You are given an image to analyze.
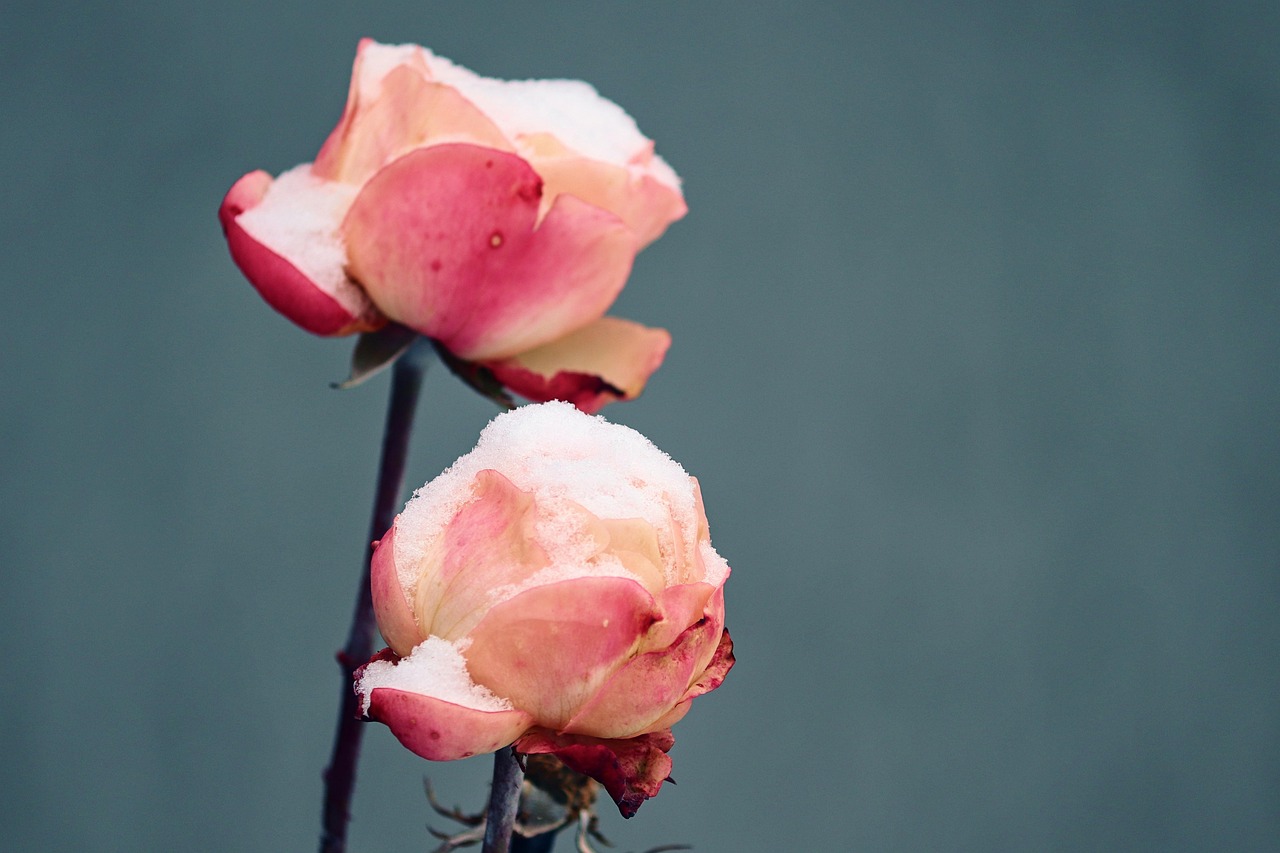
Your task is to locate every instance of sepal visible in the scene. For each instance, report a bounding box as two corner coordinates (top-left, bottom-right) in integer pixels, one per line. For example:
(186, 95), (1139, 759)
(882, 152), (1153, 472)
(332, 323), (421, 389)
(516, 729), (676, 818)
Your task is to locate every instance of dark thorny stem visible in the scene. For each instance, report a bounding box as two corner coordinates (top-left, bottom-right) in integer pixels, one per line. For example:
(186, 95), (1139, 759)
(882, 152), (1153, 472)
(482, 746), (526, 853)
(319, 343), (428, 853)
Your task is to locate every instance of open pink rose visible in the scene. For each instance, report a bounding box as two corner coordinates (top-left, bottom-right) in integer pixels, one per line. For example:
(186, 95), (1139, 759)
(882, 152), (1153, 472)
(355, 402), (733, 817)
(219, 39), (684, 411)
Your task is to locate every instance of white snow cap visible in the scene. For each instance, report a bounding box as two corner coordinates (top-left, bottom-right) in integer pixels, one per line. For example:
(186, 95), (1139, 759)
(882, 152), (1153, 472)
(395, 402), (724, 590)
(356, 636), (512, 715)
(362, 41), (681, 189)
(234, 165), (364, 306)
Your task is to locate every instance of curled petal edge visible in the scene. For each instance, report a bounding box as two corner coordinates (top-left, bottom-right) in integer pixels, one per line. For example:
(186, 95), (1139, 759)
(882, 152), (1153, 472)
(370, 525), (426, 656)
(484, 317), (671, 414)
(685, 626), (735, 697)
(541, 162), (687, 250)
(647, 581), (720, 651)
(314, 39), (511, 184)
(645, 626), (736, 733)
(563, 604), (724, 739)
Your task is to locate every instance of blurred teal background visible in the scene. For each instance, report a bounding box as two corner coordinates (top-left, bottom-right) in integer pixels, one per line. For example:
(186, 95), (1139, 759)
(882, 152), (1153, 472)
(3, 1), (1277, 850)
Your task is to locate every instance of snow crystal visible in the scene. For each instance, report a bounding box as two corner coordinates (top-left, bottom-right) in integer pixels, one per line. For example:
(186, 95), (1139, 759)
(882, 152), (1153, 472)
(359, 41), (680, 189)
(354, 41), (421, 103)
(700, 539), (731, 588)
(355, 636), (512, 716)
(395, 402), (711, 592)
(235, 165), (364, 307)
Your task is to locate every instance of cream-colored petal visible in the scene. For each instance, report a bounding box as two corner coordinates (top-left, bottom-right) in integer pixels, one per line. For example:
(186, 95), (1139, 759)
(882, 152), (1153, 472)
(485, 317), (670, 413)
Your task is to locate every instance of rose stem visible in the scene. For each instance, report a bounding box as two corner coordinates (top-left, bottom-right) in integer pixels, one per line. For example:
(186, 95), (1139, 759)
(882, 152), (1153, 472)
(319, 342), (428, 853)
(482, 746), (526, 853)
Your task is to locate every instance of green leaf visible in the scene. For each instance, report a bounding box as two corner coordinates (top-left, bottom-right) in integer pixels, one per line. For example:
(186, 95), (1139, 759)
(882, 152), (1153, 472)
(432, 341), (517, 410)
(331, 324), (421, 390)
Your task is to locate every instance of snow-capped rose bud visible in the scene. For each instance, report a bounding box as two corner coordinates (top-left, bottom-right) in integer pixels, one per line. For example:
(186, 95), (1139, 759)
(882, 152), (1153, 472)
(219, 39), (684, 411)
(356, 402), (733, 816)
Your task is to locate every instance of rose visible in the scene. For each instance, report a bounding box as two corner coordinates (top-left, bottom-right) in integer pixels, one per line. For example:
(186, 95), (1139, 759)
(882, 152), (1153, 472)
(219, 39), (685, 412)
(355, 402), (733, 816)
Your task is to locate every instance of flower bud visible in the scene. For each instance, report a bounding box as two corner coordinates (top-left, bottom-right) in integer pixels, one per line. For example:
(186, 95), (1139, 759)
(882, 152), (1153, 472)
(220, 40), (683, 411)
(356, 402), (733, 815)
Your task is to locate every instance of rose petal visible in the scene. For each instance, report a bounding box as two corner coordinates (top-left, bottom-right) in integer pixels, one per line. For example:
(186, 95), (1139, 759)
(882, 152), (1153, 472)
(646, 581), (720, 651)
(370, 525), (426, 657)
(413, 470), (550, 641)
(485, 366), (622, 415)
(563, 608), (724, 738)
(522, 136), (687, 249)
(464, 576), (660, 731)
(342, 143), (637, 360)
(314, 40), (510, 184)
(415, 62), (681, 193)
(484, 317), (671, 413)
(684, 626), (736, 699)
(362, 685), (532, 761)
(219, 170), (383, 336)
(516, 729), (675, 819)
(597, 517), (666, 596)
(644, 626), (736, 733)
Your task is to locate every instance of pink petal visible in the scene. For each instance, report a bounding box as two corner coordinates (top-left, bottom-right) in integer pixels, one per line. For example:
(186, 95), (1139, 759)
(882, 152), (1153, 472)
(464, 576), (661, 731)
(644, 626), (736, 732)
(516, 729), (675, 818)
(370, 525), (426, 657)
(684, 626), (736, 699)
(645, 581), (720, 652)
(314, 40), (510, 184)
(484, 317), (671, 413)
(525, 142), (687, 249)
(362, 682), (533, 761)
(412, 470), (550, 641)
(219, 169), (384, 336)
(563, 606), (725, 739)
(342, 143), (638, 360)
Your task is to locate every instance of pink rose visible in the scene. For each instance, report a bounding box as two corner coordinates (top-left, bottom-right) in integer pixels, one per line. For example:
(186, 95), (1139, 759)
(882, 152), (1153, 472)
(219, 39), (685, 412)
(355, 402), (733, 816)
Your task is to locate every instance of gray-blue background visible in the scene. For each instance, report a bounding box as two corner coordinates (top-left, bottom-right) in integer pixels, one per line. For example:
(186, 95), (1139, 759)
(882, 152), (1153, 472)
(4, 2), (1277, 850)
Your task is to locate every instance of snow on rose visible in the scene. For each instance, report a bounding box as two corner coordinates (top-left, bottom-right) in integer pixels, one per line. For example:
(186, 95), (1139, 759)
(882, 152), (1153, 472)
(355, 402), (734, 817)
(218, 39), (685, 412)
